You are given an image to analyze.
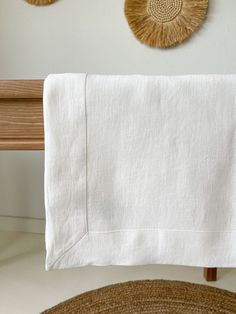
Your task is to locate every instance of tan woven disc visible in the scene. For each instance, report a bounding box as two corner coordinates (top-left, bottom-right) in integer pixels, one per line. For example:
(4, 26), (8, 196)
(42, 279), (236, 314)
(147, 0), (183, 23)
(25, 0), (57, 5)
(125, 0), (208, 48)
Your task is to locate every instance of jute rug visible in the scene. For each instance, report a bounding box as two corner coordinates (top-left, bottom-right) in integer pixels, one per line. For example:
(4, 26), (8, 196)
(42, 279), (236, 313)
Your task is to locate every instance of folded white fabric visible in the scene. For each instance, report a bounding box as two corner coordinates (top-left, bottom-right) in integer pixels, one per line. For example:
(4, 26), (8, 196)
(44, 74), (236, 270)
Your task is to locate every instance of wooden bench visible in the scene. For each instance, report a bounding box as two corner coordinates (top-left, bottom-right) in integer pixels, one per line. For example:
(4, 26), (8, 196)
(0, 80), (217, 281)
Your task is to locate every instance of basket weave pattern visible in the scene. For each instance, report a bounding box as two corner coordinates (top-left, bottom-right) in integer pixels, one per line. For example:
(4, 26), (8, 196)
(125, 0), (208, 48)
(147, 0), (183, 23)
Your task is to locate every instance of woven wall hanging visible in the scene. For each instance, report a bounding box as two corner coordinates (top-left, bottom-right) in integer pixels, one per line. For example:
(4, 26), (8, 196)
(25, 0), (57, 5)
(125, 0), (208, 48)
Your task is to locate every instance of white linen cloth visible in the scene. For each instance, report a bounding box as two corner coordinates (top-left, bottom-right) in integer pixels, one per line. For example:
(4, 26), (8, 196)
(44, 74), (236, 270)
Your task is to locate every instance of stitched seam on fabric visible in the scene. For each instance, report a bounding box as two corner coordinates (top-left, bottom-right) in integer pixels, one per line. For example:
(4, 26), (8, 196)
(48, 232), (88, 269)
(90, 228), (236, 234)
(84, 73), (89, 233)
(48, 74), (89, 269)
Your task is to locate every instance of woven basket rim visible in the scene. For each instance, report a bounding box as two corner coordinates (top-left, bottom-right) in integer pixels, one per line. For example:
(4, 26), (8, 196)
(25, 0), (57, 5)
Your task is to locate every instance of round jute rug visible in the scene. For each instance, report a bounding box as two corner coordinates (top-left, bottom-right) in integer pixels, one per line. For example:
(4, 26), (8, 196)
(42, 279), (236, 313)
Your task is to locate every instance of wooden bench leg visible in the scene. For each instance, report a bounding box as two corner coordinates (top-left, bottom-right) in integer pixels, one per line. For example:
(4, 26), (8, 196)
(204, 268), (217, 281)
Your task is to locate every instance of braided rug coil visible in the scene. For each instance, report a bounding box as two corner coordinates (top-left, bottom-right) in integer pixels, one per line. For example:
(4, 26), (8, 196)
(125, 0), (208, 48)
(42, 279), (236, 313)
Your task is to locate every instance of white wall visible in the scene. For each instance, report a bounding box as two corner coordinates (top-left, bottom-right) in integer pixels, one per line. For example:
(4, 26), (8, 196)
(0, 0), (236, 227)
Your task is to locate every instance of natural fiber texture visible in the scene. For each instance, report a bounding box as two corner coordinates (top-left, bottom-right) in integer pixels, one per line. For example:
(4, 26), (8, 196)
(25, 0), (57, 5)
(42, 279), (236, 313)
(125, 0), (208, 48)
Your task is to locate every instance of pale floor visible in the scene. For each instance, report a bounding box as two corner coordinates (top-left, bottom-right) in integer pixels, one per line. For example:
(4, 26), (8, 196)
(0, 231), (236, 314)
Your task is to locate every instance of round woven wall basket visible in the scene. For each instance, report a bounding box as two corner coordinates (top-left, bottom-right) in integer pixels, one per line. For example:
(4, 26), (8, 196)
(25, 0), (57, 5)
(125, 0), (208, 48)
(42, 280), (236, 314)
